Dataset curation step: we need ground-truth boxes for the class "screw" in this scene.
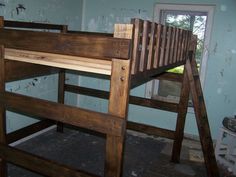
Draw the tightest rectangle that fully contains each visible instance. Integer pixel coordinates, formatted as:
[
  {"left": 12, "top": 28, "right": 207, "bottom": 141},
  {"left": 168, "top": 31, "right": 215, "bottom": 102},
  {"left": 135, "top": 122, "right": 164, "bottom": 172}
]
[
  {"left": 121, "top": 66, "right": 126, "bottom": 70},
  {"left": 120, "top": 77, "right": 125, "bottom": 81}
]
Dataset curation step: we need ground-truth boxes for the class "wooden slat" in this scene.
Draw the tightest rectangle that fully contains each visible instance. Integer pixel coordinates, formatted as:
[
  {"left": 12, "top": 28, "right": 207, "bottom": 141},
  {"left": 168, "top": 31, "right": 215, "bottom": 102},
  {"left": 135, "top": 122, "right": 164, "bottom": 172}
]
[
  {"left": 57, "top": 69, "right": 66, "bottom": 132},
  {"left": 0, "top": 44, "right": 7, "bottom": 177},
  {"left": 153, "top": 24, "right": 162, "bottom": 68},
  {"left": 131, "top": 18, "right": 143, "bottom": 74},
  {"left": 180, "top": 31, "right": 187, "bottom": 61},
  {"left": 131, "top": 60, "right": 186, "bottom": 89},
  {"left": 139, "top": 20, "right": 150, "bottom": 72},
  {"left": 156, "top": 72, "right": 183, "bottom": 83},
  {"left": 0, "top": 91, "right": 125, "bottom": 137},
  {"left": 127, "top": 121, "right": 175, "bottom": 140},
  {"left": 5, "top": 60, "right": 58, "bottom": 82},
  {"left": 173, "top": 28, "right": 179, "bottom": 63},
  {"left": 65, "top": 84, "right": 179, "bottom": 113},
  {"left": 4, "top": 20, "right": 65, "bottom": 31},
  {"left": 147, "top": 22, "right": 157, "bottom": 70},
  {"left": 0, "top": 29, "right": 131, "bottom": 60},
  {"left": 5, "top": 48, "right": 112, "bottom": 75},
  {"left": 0, "top": 144, "right": 99, "bottom": 177},
  {"left": 169, "top": 27, "right": 176, "bottom": 64},
  {"left": 164, "top": 26, "right": 172, "bottom": 66},
  {"left": 7, "top": 120, "right": 54, "bottom": 144},
  {"left": 177, "top": 29, "right": 183, "bottom": 62},
  {"left": 159, "top": 26, "right": 167, "bottom": 67}
]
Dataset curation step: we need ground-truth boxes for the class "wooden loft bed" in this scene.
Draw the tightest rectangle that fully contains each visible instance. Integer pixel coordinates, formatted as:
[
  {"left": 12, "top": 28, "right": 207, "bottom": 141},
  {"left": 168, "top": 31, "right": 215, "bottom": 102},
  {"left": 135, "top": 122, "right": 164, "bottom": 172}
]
[{"left": 0, "top": 17, "right": 219, "bottom": 177}]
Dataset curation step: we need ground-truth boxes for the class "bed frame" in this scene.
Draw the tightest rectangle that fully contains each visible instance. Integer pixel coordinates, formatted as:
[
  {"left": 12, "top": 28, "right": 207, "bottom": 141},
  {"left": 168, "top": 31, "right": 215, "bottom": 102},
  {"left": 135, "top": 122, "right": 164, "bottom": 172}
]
[{"left": 0, "top": 17, "right": 219, "bottom": 177}]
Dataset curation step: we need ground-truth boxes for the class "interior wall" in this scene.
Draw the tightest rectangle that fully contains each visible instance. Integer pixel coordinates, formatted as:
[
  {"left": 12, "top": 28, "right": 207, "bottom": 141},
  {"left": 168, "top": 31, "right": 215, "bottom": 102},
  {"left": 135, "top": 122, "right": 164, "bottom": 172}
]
[
  {"left": 80, "top": 0, "right": 236, "bottom": 139},
  {"left": 0, "top": 0, "right": 83, "bottom": 132}
]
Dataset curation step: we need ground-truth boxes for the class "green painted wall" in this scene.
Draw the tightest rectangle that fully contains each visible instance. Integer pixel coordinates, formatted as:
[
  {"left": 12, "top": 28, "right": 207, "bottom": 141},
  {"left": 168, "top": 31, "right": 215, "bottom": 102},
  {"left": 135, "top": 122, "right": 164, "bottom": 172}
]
[
  {"left": 81, "top": 0, "right": 236, "bottom": 139},
  {"left": 0, "top": 0, "right": 83, "bottom": 132}
]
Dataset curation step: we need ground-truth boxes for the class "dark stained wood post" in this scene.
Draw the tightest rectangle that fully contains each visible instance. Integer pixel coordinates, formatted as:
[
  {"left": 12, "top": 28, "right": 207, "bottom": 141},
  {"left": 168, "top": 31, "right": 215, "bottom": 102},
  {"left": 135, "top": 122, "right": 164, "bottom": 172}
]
[
  {"left": 56, "top": 25, "right": 68, "bottom": 133},
  {"left": 0, "top": 15, "right": 7, "bottom": 177},
  {"left": 171, "top": 65, "right": 190, "bottom": 163},
  {"left": 105, "top": 24, "right": 132, "bottom": 177},
  {"left": 184, "top": 36, "right": 219, "bottom": 177}
]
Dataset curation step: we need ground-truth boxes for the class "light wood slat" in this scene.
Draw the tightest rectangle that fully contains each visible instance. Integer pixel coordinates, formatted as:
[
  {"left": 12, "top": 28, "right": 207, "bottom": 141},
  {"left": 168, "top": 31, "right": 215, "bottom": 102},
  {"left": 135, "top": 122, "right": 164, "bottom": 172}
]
[
  {"left": 131, "top": 18, "right": 143, "bottom": 74},
  {"left": 164, "top": 26, "right": 172, "bottom": 66},
  {"left": 153, "top": 24, "right": 162, "bottom": 68},
  {"left": 5, "top": 48, "right": 112, "bottom": 75},
  {"left": 0, "top": 91, "right": 124, "bottom": 137},
  {"left": 159, "top": 26, "right": 167, "bottom": 67},
  {"left": 177, "top": 29, "right": 183, "bottom": 62},
  {"left": 139, "top": 20, "right": 150, "bottom": 72},
  {"left": 169, "top": 27, "right": 176, "bottom": 64},
  {"left": 114, "top": 24, "right": 133, "bottom": 39},
  {"left": 0, "top": 144, "right": 99, "bottom": 177},
  {"left": 147, "top": 22, "right": 157, "bottom": 70}
]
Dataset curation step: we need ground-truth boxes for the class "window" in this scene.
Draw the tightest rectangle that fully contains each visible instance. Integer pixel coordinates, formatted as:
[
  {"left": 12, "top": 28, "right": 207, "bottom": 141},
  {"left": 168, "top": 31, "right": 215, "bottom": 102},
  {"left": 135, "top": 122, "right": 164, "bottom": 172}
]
[{"left": 145, "top": 4, "right": 214, "bottom": 103}]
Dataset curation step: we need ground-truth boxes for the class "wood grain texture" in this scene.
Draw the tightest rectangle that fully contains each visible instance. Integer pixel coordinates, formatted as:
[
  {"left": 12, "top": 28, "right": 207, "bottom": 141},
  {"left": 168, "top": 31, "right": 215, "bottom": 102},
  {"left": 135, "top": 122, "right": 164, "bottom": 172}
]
[
  {"left": 131, "top": 18, "right": 143, "bottom": 74},
  {"left": 127, "top": 121, "right": 175, "bottom": 140},
  {"left": 5, "top": 60, "right": 58, "bottom": 82},
  {"left": 65, "top": 84, "right": 179, "bottom": 113},
  {"left": 153, "top": 24, "right": 162, "bottom": 68},
  {"left": 171, "top": 66, "right": 190, "bottom": 163},
  {"left": 0, "top": 91, "right": 124, "bottom": 137},
  {"left": 5, "top": 48, "right": 112, "bottom": 75},
  {"left": 147, "top": 22, "right": 156, "bottom": 70},
  {"left": 0, "top": 29, "right": 131, "bottom": 60},
  {"left": 186, "top": 57, "right": 219, "bottom": 177},
  {"left": 57, "top": 69, "right": 66, "bottom": 132},
  {"left": 0, "top": 45, "right": 7, "bottom": 177},
  {"left": 0, "top": 144, "right": 99, "bottom": 177},
  {"left": 7, "top": 120, "right": 54, "bottom": 144},
  {"left": 105, "top": 59, "right": 131, "bottom": 177},
  {"left": 139, "top": 20, "right": 150, "bottom": 72}
]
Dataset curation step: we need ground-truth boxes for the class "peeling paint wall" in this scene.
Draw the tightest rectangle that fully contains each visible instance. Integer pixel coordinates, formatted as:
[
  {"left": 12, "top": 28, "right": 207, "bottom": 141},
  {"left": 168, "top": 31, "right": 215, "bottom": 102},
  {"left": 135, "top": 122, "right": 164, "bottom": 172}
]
[
  {"left": 81, "top": 0, "right": 236, "bottom": 139},
  {"left": 0, "top": 0, "right": 83, "bottom": 132}
]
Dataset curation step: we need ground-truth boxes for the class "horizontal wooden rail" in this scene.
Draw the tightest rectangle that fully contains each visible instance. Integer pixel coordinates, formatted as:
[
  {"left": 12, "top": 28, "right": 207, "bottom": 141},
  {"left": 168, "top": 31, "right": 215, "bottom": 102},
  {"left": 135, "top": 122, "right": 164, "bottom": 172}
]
[
  {"left": 65, "top": 84, "right": 178, "bottom": 113},
  {"left": 7, "top": 119, "right": 54, "bottom": 144},
  {"left": 5, "top": 60, "right": 58, "bottom": 82},
  {"left": 5, "top": 49, "right": 112, "bottom": 75},
  {"left": 0, "top": 92, "right": 124, "bottom": 136},
  {"left": 0, "top": 144, "right": 99, "bottom": 177},
  {"left": 127, "top": 121, "right": 175, "bottom": 140},
  {"left": 156, "top": 72, "right": 183, "bottom": 83},
  {"left": 131, "top": 61, "right": 186, "bottom": 88},
  {"left": 0, "top": 29, "right": 131, "bottom": 60},
  {"left": 4, "top": 20, "right": 66, "bottom": 31}
]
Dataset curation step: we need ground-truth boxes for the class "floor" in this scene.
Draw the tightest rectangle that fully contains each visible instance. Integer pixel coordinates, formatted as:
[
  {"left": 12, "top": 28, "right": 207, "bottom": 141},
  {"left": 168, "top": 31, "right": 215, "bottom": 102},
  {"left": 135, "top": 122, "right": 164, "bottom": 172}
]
[{"left": 7, "top": 127, "right": 233, "bottom": 177}]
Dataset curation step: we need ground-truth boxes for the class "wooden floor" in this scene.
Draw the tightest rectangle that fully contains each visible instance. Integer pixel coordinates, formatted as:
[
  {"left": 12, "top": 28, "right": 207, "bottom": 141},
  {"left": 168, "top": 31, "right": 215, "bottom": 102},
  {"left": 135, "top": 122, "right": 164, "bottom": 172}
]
[{"left": 8, "top": 127, "right": 228, "bottom": 177}]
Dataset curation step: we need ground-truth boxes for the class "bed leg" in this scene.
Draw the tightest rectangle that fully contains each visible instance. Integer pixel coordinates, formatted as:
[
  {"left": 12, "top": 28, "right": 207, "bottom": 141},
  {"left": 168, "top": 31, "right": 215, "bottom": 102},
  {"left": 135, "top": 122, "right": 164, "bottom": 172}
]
[
  {"left": 57, "top": 69, "right": 65, "bottom": 132},
  {"left": 105, "top": 59, "right": 131, "bottom": 177},
  {"left": 185, "top": 56, "right": 219, "bottom": 177},
  {"left": 0, "top": 45, "right": 7, "bottom": 177},
  {"left": 171, "top": 65, "right": 190, "bottom": 163}
]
